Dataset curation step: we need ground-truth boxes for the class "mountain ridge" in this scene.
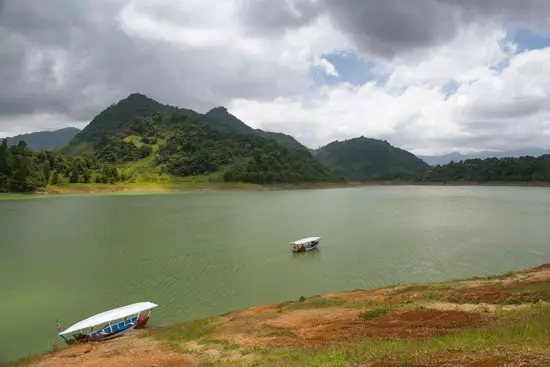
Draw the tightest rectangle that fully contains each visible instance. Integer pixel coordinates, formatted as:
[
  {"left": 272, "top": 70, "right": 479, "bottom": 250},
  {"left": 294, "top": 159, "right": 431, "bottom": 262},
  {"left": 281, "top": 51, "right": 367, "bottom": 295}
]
[
  {"left": 315, "top": 136, "right": 430, "bottom": 181},
  {"left": 421, "top": 148, "right": 550, "bottom": 166},
  {"left": 5, "top": 127, "right": 80, "bottom": 151}
]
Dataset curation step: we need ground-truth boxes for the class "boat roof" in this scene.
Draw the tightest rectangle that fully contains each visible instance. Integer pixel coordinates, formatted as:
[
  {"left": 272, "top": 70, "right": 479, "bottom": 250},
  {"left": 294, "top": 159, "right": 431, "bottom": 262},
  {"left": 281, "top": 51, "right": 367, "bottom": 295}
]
[
  {"left": 291, "top": 237, "right": 321, "bottom": 245},
  {"left": 59, "top": 302, "right": 158, "bottom": 335}
]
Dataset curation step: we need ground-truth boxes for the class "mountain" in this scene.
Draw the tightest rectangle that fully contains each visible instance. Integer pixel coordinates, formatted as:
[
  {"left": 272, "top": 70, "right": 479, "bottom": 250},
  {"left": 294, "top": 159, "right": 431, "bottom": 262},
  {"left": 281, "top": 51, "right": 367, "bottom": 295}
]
[
  {"left": 421, "top": 148, "right": 550, "bottom": 166},
  {"left": 203, "top": 107, "right": 308, "bottom": 151},
  {"left": 59, "top": 93, "right": 176, "bottom": 155},
  {"left": 57, "top": 94, "right": 339, "bottom": 184},
  {"left": 5, "top": 127, "right": 80, "bottom": 151},
  {"left": 315, "top": 137, "right": 430, "bottom": 181}
]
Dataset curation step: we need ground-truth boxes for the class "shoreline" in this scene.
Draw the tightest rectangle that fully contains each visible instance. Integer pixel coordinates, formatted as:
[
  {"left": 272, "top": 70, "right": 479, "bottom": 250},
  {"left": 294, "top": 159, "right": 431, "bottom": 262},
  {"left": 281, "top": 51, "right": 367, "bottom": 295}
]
[
  {"left": 0, "top": 180, "right": 549, "bottom": 197},
  {"left": 6, "top": 263, "right": 550, "bottom": 366}
]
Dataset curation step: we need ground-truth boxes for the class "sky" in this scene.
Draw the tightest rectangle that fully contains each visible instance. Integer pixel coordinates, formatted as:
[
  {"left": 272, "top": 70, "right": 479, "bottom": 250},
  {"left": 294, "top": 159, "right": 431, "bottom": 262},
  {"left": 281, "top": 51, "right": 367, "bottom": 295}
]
[{"left": 1, "top": 0, "right": 550, "bottom": 155}]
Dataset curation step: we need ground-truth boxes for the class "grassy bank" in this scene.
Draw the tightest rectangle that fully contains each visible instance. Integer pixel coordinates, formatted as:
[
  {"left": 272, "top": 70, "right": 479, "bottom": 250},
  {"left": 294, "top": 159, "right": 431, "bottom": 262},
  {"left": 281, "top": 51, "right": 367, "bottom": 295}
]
[
  {"left": 1, "top": 180, "right": 549, "bottom": 199},
  {"left": 7, "top": 264, "right": 550, "bottom": 366}
]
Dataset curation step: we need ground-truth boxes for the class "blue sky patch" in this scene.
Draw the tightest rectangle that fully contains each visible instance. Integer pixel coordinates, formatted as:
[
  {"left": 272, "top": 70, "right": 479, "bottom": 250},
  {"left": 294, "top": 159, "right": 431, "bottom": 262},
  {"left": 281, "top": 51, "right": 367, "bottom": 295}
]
[
  {"left": 311, "top": 51, "right": 388, "bottom": 86},
  {"left": 507, "top": 28, "right": 550, "bottom": 53}
]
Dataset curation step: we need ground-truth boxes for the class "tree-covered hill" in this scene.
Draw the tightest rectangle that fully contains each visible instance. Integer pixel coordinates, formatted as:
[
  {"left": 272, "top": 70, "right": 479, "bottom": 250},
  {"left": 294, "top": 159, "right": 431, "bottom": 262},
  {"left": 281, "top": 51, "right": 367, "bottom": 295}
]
[
  {"left": 5, "top": 127, "right": 80, "bottom": 151},
  {"left": 315, "top": 137, "right": 430, "bottom": 181},
  {"left": 202, "top": 107, "right": 309, "bottom": 151},
  {"left": 46, "top": 94, "right": 342, "bottom": 188},
  {"left": 422, "top": 155, "right": 550, "bottom": 182}
]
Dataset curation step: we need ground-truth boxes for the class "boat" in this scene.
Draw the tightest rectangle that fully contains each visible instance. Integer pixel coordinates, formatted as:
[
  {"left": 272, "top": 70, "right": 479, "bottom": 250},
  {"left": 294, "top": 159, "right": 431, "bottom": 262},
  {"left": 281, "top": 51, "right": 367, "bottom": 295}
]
[
  {"left": 57, "top": 301, "right": 158, "bottom": 344},
  {"left": 290, "top": 237, "right": 321, "bottom": 252}
]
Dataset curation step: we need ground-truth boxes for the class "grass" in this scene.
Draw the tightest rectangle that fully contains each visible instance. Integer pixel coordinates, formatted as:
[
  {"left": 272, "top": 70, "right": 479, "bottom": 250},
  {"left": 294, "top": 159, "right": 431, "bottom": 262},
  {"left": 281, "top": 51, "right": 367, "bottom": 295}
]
[
  {"left": 359, "top": 308, "right": 389, "bottom": 320},
  {"left": 507, "top": 283, "right": 550, "bottom": 293},
  {"left": 284, "top": 298, "right": 347, "bottom": 310},
  {"left": 261, "top": 325, "right": 295, "bottom": 337},
  {"left": 149, "top": 317, "right": 219, "bottom": 344},
  {"left": 487, "top": 271, "right": 517, "bottom": 280},
  {"left": 216, "top": 304, "right": 550, "bottom": 367}
]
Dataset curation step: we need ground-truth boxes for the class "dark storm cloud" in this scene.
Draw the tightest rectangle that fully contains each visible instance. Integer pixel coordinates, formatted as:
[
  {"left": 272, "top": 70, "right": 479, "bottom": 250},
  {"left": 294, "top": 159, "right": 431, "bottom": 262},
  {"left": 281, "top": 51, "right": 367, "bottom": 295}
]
[
  {"left": 239, "top": 0, "right": 550, "bottom": 58},
  {"left": 0, "top": 0, "right": 308, "bottom": 132},
  {"left": 239, "top": 0, "right": 322, "bottom": 35}
]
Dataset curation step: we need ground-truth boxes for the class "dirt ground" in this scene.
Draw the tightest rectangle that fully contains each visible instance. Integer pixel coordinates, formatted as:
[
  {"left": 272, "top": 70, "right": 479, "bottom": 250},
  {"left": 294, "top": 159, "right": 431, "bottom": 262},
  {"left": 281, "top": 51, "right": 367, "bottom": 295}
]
[{"left": 16, "top": 263, "right": 550, "bottom": 367}]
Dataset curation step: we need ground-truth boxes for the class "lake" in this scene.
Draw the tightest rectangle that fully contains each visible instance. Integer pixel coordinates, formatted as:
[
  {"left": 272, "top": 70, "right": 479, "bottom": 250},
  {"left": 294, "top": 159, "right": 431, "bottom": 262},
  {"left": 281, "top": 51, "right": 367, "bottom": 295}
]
[{"left": 1, "top": 186, "right": 549, "bottom": 361}]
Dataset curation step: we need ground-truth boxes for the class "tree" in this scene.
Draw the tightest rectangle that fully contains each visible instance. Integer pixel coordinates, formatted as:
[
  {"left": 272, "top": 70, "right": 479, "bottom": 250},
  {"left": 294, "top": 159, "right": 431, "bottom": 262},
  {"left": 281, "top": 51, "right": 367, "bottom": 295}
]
[
  {"left": 43, "top": 161, "right": 50, "bottom": 184},
  {"left": 51, "top": 171, "right": 60, "bottom": 185},
  {"left": 81, "top": 168, "right": 91, "bottom": 183},
  {"left": 69, "top": 165, "right": 79, "bottom": 183}
]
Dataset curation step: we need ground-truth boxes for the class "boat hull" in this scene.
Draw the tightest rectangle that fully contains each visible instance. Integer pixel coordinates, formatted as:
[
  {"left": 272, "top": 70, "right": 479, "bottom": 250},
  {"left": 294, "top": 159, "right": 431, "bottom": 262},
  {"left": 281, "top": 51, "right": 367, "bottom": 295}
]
[
  {"left": 65, "top": 315, "right": 151, "bottom": 345},
  {"left": 292, "top": 242, "right": 320, "bottom": 253}
]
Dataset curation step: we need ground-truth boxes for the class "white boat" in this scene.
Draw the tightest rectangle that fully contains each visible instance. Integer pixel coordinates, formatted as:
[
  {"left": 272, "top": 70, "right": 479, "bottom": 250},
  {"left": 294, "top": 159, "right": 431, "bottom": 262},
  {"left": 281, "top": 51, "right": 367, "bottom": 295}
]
[
  {"left": 290, "top": 236, "right": 321, "bottom": 252},
  {"left": 57, "top": 302, "right": 158, "bottom": 345}
]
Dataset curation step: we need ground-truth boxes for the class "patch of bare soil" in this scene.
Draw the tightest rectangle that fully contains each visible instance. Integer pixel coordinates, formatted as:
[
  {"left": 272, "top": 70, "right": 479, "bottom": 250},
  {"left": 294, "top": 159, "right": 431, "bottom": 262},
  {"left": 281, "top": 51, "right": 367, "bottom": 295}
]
[
  {"left": 447, "top": 280, "right": 550, "bottom": 304},
  {"left": 31, "top": 332, "right": 198, "bottom": 367},
  {"left": 215, "top": 308, "right": 486, "bottom": 348}
]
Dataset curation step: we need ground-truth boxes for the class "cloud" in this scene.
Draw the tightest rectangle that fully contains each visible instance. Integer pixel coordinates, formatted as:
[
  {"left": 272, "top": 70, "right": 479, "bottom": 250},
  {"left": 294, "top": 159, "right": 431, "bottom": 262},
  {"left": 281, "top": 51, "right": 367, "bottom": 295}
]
[
  {"left": 230, "top": 26, "right": 550, "bottom": 155},
  {"left": 0, "top": 0, "right": 549, "bottom": 154}
]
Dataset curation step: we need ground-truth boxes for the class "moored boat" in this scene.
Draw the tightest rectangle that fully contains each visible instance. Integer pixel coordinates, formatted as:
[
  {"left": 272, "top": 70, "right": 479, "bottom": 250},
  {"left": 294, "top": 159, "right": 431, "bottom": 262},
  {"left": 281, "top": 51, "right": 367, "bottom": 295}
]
[
  {"left": 290, "top": 237, "right": 321, "bottom": 252},
  {"left": 57, "top": 302, "right": 158, "bottom": 344}
]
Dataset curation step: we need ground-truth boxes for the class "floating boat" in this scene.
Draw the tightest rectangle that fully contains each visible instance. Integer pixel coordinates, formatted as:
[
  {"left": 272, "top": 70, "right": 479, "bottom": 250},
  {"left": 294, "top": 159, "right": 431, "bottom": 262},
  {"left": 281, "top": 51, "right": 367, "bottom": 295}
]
[
  {"left": 57, "top": 302, "right": 158, "bottom": 344},
  {"left": 290, "top": 236, "right": 321, "bottom": 252}
]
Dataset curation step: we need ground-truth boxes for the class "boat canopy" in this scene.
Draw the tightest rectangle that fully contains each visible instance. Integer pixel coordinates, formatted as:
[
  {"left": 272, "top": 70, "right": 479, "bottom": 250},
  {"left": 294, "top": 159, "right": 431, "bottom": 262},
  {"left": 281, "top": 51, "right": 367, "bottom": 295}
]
[
  {"left": 291, "top": 237, "right": 321, "bottom": 245},
  {"left": 59, "top": 302, "right": 158, "bottom": 335}
]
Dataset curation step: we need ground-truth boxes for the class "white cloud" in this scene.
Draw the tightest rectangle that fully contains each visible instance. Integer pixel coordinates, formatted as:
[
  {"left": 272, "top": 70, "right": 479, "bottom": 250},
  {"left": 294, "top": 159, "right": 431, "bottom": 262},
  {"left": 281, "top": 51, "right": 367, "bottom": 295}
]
[
  {"left": 2, "top": 0, "right": 550, "bottom": 156},
  {"left": 229, "top": 25, "right": 550, "bottom": 155},
  {"left": 0, "top": 114, "right": 86, "bottom": 138}
]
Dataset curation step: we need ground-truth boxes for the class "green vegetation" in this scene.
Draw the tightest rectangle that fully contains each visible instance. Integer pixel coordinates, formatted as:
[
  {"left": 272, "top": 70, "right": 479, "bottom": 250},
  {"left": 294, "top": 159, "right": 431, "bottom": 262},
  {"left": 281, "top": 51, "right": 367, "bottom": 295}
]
[
  {"left": 217, "top": 304, "right": 549, "bottom": 367},
  {"left": 359, "top": 308, "right": 389, "bottom": 320},
  {"left": 421, "top": 156, "right": 550, "bottom": 182},
  {"left": 284, "top": 298, "right": 346, "bottom": 310},
  {"left": 314, "top": 137, "right": 430, "bottom": 181},
  {"left": 203, "top": 106, "right": 308, "bottom": 151},
  {"left": 150, "top": 317, "right": 219, "bottom": 343},
  {"left": 486, "top": 270, "right": 517, "bottom": 280},
  {"left": 5, "top": 127, "right": 80, "bottom": 151},
  {"left": 507, "top": 284, "right": 550, "bottom": 293}
]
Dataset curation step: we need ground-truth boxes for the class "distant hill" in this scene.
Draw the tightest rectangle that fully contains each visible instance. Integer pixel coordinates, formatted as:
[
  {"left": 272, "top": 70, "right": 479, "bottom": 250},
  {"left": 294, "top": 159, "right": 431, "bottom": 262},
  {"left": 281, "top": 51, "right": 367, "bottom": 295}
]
[
  {"left": 421, "top": 148, "right": 550, "bottom": 166},
  {"left": 423, "top": 155, "right": 550, "bottom": 182},
  {"left": 5, "top": 127, "right": 80, "bottom": 151},
  {"left": 57, "top": 94, "right": 339, "bottom": 184},
  {"left": 202, "top": 107, "right": 308, "bottom": 151},
  {"left": 315, "top": 137, "right": 430, "bottom": 181}
]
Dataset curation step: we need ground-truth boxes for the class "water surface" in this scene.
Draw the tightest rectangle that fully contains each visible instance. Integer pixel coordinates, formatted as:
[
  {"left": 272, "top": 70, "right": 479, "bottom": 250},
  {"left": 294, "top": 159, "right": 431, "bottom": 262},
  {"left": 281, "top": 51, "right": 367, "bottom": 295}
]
[{"left": 1, "top": 186, "right": 549, "bottom": 361}]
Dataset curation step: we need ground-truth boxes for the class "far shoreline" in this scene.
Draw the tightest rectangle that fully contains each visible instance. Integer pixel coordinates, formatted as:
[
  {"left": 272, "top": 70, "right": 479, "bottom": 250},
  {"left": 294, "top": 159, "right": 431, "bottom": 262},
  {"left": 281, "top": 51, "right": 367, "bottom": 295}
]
[{"left": 0, "top": 180, "right": 549, "bottom": 198}]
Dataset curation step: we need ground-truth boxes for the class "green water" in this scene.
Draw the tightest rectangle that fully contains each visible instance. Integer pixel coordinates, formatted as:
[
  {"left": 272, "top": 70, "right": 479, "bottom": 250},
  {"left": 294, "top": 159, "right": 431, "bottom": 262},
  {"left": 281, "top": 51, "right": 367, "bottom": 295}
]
[{"left": 1, "top": 186, "right": 549, "bottom": 361}]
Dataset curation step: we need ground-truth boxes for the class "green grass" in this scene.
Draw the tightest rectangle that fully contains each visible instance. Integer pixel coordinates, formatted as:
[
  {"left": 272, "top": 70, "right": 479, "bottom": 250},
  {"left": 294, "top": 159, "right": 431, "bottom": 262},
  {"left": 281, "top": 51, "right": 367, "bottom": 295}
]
[
  {"left": 261, "top": 325, "right": 295, "bottom": 337},
  {"left": 284, "top": 298, "right": 347, "bottom": 310},
  {"left": 149, "top": 317, "right": 219, "bottom": 344},
  {"left": 215, "top": 304, "right": 550, "bottom": 367},
  {"left": 507, "top": 284, "right": 550, "bottom": 293},
  {"left": 418, "top": 292, "right": 445, "bottom": 302},
  {"left": 359, "top": 308, "right": 388, "bottom": 320},
  {"left": 487, "top": 271, "right": 517, "bottom": 280}
]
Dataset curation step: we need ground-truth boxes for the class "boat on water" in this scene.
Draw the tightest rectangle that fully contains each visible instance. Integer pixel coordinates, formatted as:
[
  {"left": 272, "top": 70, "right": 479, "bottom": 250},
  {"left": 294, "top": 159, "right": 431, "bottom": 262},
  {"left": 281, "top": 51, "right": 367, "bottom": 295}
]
[
  {"left": 290, "top": 237, "right": 321, "bottom": 252},
  {"left": 57, "top": 302, "right": 158, "bottom": 344}
]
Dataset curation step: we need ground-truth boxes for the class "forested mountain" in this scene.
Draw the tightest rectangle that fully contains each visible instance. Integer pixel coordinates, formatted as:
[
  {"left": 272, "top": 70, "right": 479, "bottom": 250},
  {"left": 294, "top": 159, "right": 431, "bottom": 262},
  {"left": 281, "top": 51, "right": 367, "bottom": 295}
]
[
  {"left": 315, "top": 137, "right": 430, "bottom": 181},
  {"left": 60, "top": 94, "right": 177, "bottom": 155},
  {"left": 421, "top": 155, "right": 550, "bottom": 182},
  {"left": 202, "top": 107, "right": 308, "bottom": 150},
  {"left": 47, "top": 94, "right": 341, "bottom": 188},
  {"left": 5, "top": 127, "right": 80, "bottom": 151},
  {"left": 421, "top": 148, "right": 550, "bottom": 166}
]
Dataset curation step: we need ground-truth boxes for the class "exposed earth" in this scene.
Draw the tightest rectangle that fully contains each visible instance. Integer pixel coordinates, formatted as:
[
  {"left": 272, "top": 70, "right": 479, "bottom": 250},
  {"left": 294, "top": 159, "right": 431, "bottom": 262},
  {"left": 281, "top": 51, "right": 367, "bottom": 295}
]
[{"left": 6, "top": 264, "right": 550, "bottom": 367}]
